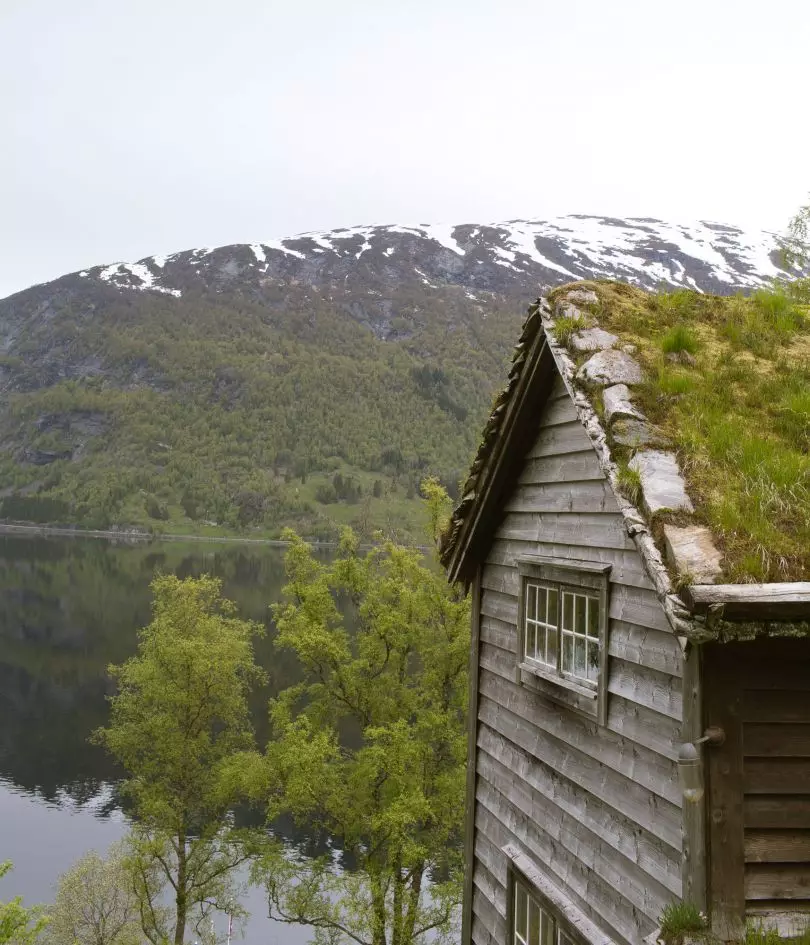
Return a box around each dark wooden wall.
[705,639,810,937]
[469,375,684,945]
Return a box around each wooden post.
[681,643,707,910]
[704,645,745,941]
[461,568,483,945]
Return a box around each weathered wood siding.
[705,639,810,933]
[469,376,684,945]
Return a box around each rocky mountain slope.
[0,216,789,539]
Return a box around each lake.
[0,532,336,944]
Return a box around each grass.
[616,460,643,506]
[658,902,708,945]
[551,313,586,347]
[548,279,810,582]
[661,324,699,355]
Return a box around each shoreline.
[0,522,336,547]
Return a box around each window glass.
[512,877,577,945]
[515,884,528,944]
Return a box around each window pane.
[526,624,537,660]
[587,597,599,639]
[561,634,572,673]
[547,588,558,627]
[575,595,586,634]
[562,593,573,631]
[574,637,586,678]
[541,911,555,945]
[537,587,547,624]
[529,901,540,945]
[526,584,536,622]
[515,884,528,942]
[545,624,558,667]
[587,640,600,682]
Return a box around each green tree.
[253,512,470,945]
[0,863,47,945]
[44,846,141,945]
[783,194,810,270]
[93,575,265,945]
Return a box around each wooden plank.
[461,570,483,945]
[477,739,682,897]
[447,335,557,585]
[744,758,810,794]
[472,884,506,941]
[470,916,496,945]
[503,479,620,515]
[745,724,810,758]
[516,452,605,486]
[478,660,682,807]
[745,796,810,829]
[745,830,810,863]
[608,622,684,678]
[526,420,595,459]
[477,687,683,843]
[681,582,810,622]
[476,784,660,940]
[606,694,681,761]
[607,659,683,721]
[609,584,673,633]
[705,644,746,940]
[487,539,656,592]
[541,394,579,426]
[479,588,517,626]
[745,864,810,900]
[479,615,516,654]
[495,511,634,551]
[474,801,633,945]
[473,862,506,918]
[744,691,810,724]
[681,645,707,911]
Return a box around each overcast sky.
[2,0,808,299]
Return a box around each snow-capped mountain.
[0,214,793,537]
[66,215,784,305]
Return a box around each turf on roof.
[548,279,810,583]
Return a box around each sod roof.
[441,279,810,588]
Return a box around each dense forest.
[0,280,522,541]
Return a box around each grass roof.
[548,279,810,583]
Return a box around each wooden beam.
[461,568,483,945]
[681,644,706,910]
[448,333,557,585]
[681,583,810,622]
[705,645,745,941]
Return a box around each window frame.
[515,556,610,725]
[507,862,592,945]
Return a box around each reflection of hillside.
[0,535,308,802]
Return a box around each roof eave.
[681,582,810,623]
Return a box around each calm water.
[0,533,335,944]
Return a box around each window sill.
[518,661,598,700]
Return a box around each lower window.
[513,877,575,945]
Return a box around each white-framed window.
[516,556,610,724]
[512,875,582,945]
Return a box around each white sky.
[1,0,808,299]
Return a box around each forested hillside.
[0,217,789,540]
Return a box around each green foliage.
[616,461,642,506]
[661,324,699,355]
[744,922,810,945]
[569,280,810,581]
[44,846,141,945]
[550,314,583,346]
[0,863,47,945]
[252,526,470,945]
[0,285,522,541]
[782,194,809,270]
[658,901,708,945]
[93,575,266,945]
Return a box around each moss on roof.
[441,278,810,588]
[548,279,810,583]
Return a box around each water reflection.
[0,533,341,928]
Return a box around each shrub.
[661,324,699,355]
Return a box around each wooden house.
[441,281,810,945]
